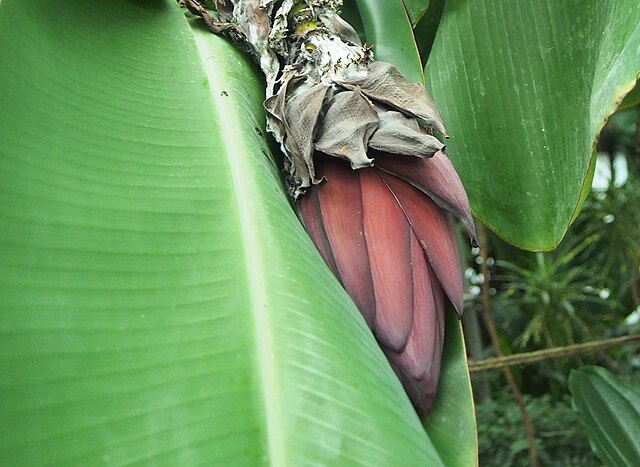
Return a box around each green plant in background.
[598,106,640,176]
[574,179,640,308]
[473,182,639,395]
[477,390,598,467]
[570,366,640,467]
[497,248,609,351]
[1,0,639,465]
[468,104,640,463]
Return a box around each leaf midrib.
[189,23,283,466]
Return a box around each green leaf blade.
[570,366,640,467]
[0,1,443,464]
[426,0,640,250]
[618,80,640,110]
[402,0,431,27]
[423,316,478,467]
[354,0,424,84]
[0,2,265,464]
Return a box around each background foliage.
[570,366,640,467]
[468,107,640,464]
[477,391,598,467]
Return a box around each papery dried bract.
[317,10,362,45]
[285,83,329,185]
[265,79,329,192]
[337,61,447,137]
[314,88,378,169]
[369,109,445,158]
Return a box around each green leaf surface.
[426,0,640,250]
[353,0,424,84]
[424,315,478,467]
[413,0,447,65]
[0,1,444,464]
[402,0,430,27]
[570,366,640,467]
[354,1,478,465]
[570,150,597,225]
[619,79,640,110]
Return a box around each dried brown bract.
[182,0,446,197]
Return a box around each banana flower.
[181,0,476,416]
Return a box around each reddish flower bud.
[297,152,475,416]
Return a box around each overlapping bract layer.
[297,151,476,416]
[266,64,446,197]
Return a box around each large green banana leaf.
[425,0,640,250]
[0,1,450,464]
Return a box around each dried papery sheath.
[180,0,477,417]
[180,0,446,198]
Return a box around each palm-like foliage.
[497,243,611,350]
[493,172,640,352]
[574,180,640,302]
